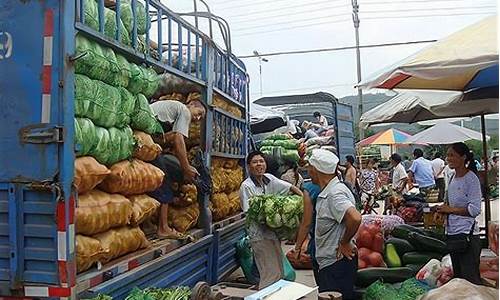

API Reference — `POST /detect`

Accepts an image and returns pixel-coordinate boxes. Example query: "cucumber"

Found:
[402,252,443,265]
[384,244,402,267]
[385,237,415,256]
[356,267,416,288]
[407,232,447,254]
[391,224,426,240]
[405,263,426,274]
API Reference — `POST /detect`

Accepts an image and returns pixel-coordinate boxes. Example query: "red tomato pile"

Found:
[356,223,386,269]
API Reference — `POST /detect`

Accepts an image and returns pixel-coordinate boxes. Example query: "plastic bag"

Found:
[133,131,162,162]
[356,222,384,253]
[437,255,454,287]
[128,194,161,226]
[361,214,405,236]
[168,203,199,233]
[211,193,231,221]
[99,159,165,195]
[419,278,498,300]
[75,75,122,128]
[74,156,110,194]
[119,0,148,35]
[75,118,97,156]
[103,7,131,46]
[76,234,107,273]
[416,258,443,288]
[479,256,499,282]
[94,227,149,264]
[131,94,163,135]
[76,190,133,236]
[364,280,399,300]
[488,221,499,255]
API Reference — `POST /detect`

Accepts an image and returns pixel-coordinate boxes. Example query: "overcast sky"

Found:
[163,0,497,102]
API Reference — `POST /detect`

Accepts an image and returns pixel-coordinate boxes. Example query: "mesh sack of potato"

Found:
[171,184,198,208]
[227,191,241,215]
[188,146,201,162]
[76,190,133,235]
[128,194,161,226]
[225,167,244,193]
[99,159,164,195]
[187,92,201,103]
[213,95,229,111]
[94,227,149,264]
[168,203,200,233]
[74,157,111,194]
[133,131,162,162]
[159,93,186,102]
[186,121,202,148]
[222,158,239,169]
[211,193,231,221]
[76,234,108,273]
[211,166,226,193]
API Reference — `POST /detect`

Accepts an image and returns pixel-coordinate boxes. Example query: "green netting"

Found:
[127,63,160,97]
[92,126,112,164]
[104,7,131,46]
[75,118,98,156]
[119,0,148,35]
[75,74,123,128]
[116,87,136,126]
[131,94,162,135]
[75,35,132,88]
[82,0,99,31]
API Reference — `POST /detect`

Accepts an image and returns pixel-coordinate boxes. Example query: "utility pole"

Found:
[253,50,268,96]
[352,0,364,140]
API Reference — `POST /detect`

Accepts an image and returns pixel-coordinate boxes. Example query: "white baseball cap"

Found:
[308,149,339,174]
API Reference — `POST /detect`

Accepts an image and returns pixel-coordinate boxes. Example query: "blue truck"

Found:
[254,92,356,163]
[0,1,249,298]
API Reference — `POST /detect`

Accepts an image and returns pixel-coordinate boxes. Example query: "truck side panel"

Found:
[335,103,356,161]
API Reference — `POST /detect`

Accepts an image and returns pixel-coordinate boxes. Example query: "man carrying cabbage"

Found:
[307,149,361,299]
[240,150,303,289]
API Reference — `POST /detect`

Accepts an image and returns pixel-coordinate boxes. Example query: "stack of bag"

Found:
[74,17,164,273]
[210,158,243,221]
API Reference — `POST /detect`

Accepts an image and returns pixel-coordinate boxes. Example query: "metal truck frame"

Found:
[0,0,249,298]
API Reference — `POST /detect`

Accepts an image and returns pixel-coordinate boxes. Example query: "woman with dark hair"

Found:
[436,142,482,284]
[280,158,304,189]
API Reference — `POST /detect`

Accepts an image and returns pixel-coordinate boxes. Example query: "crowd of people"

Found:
[238,139,490,298]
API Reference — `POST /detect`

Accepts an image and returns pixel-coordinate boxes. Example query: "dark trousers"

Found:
[436,178,445,202]
[448,235,482,285]
[312,259,320,286]
[317,256,357,300]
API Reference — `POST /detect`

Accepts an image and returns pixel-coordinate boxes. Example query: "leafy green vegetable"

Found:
[247,194,303,240]
[124,287,191,300]
[83,294,113,300]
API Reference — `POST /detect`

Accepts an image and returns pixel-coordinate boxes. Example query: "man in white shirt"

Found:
[239,150,303,289]
[149,99,206,239]
[390,153,408,194]
[432,153,446,202]
[307,149,361,299]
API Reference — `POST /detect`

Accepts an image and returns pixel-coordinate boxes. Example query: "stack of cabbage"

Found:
[259,134,300,164]
[247,194,303,240]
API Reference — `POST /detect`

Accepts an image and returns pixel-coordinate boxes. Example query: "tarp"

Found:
[250,103,287,134]
[406,122,490,144]
[359,16,498,92]
[359,89,499,128]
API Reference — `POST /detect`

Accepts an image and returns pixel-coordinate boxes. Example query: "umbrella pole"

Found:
[481,114,490,240]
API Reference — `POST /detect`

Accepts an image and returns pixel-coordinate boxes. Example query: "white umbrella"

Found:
[406,122,490,144]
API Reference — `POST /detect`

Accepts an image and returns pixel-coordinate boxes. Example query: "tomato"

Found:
[372,233,384,253]
[365,223,381,236]
[357,230,373,249]
[367,251,384,267]
[358,259,367,269]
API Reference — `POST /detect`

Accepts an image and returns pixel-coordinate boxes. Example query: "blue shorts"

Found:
[147,154,184,204]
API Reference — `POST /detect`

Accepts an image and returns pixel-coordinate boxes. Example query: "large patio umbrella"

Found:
[406,122,490,144]
[358,128,413,146]
[359,16,498,92]
[359,16,498,234]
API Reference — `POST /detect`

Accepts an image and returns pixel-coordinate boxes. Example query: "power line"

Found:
[215,0,345,11]
[233,11,493,36]
[238,39,437,58]
[233,12,351,31]
[362,0,495,4]
[230,3,350,24]
[363,11,494,19]
[249,83,357,96]
[223,0,338,19]
[360,5,497,13]
[233,18,352,37]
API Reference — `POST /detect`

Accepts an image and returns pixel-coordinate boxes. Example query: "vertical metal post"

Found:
[258,58,263,97]
[481,114,491,240]
[352,0,364,140]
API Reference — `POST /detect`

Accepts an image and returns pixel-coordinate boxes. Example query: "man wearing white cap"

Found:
[307,149,361,299]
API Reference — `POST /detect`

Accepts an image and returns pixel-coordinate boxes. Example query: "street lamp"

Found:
[253,50,268,96]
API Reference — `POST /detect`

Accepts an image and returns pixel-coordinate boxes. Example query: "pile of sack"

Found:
[210,158,243,221]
